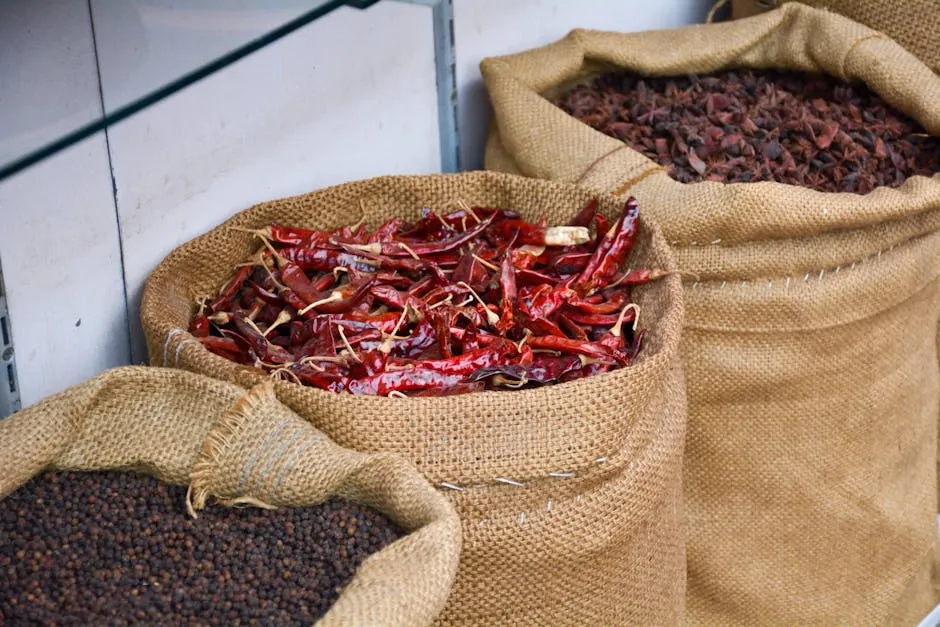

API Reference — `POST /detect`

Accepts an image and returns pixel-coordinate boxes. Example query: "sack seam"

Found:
[683,272,940,333]
[683,238,904,290]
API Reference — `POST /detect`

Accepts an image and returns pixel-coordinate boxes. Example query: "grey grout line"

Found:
[87,0,134,367]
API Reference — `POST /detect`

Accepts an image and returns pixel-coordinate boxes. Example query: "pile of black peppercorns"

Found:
[0,471,404,625]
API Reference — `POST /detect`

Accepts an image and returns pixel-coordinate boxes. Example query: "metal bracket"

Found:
[395,0,460,172]
[0,259,21,418]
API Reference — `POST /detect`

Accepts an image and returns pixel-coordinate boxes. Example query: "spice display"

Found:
[0,471,403,625]
[191,199,660,396]
[555,69,940,193]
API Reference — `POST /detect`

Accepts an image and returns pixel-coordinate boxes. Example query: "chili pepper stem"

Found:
[299,356,343,370]
[516,329,533,352]
[543,226,591,246]
[339,242,383,255]
[471,254,500,272]
[428,296,453,310]
[457,281,500,326]
[492,374,528,388]
[379,306,411,354]
[253,232,290,268]
[336,325,362,363]
[207,312,232,326]
[270,366,303,385]
[397,241,421,261]
[434,211,454,232]
[298,292,344,316]
[263,309,292,337]
[228,225,272,236]
[456,199,481,224]
[611,303,641,337]
[260,260,287,292]
[515,244,545,258]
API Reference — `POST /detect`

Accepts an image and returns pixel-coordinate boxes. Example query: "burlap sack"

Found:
[732,1,940,74]
[481,5,940,625]
[140,171,687,625]
[0,367,461,627]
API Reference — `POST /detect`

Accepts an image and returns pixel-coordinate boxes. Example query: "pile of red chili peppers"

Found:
[189,197,661,397]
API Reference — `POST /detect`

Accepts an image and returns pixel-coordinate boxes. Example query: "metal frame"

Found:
[0,259,21,418]
[396,0,460,172]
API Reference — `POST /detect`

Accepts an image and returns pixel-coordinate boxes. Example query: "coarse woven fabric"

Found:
[480,5,940,625]
[0,367,461,627]
[140,171,688,625]
[733,0,940,74]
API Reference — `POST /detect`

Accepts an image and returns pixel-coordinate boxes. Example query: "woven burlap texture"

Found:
[733,1,940,73]
[481,5,940,625]
[0,367,461,627]
[141,171,688,625]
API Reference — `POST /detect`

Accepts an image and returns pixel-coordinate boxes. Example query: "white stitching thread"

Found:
[174,339,198,367]
[271,435,315,500]
[256,428,302,496]
[683,244,900,291]
[238,420,290,492]
[162,329,185,367]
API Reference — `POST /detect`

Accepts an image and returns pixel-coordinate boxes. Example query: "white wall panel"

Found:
[0,1,129,407]
[94,2,441,362]
[453,0,711,170]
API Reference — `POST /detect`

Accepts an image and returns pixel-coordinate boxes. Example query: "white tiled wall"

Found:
[95,1,441,362]
[1,0,710,406]
[453,0,712,170]
[0,1,129,406]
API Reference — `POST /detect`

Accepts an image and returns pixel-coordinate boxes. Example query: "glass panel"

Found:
[0,1,376,181]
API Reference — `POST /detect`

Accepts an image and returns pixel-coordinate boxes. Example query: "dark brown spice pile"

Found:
[0,471,403,625]
[554,69,940,193]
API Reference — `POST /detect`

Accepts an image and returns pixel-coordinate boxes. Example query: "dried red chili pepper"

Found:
[280,247,378,273]
[567,198,598,228]
[208,265,253,313]
[189,304,210,338]
[192,197,649,396]
[345,370,469,396]
[489,219,591,247]
[527,336,619,362]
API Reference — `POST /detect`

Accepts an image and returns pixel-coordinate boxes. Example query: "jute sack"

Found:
[731,0,940,74]
[141,171,688,625]
[481,5,940,625]
[0,367,461,627]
